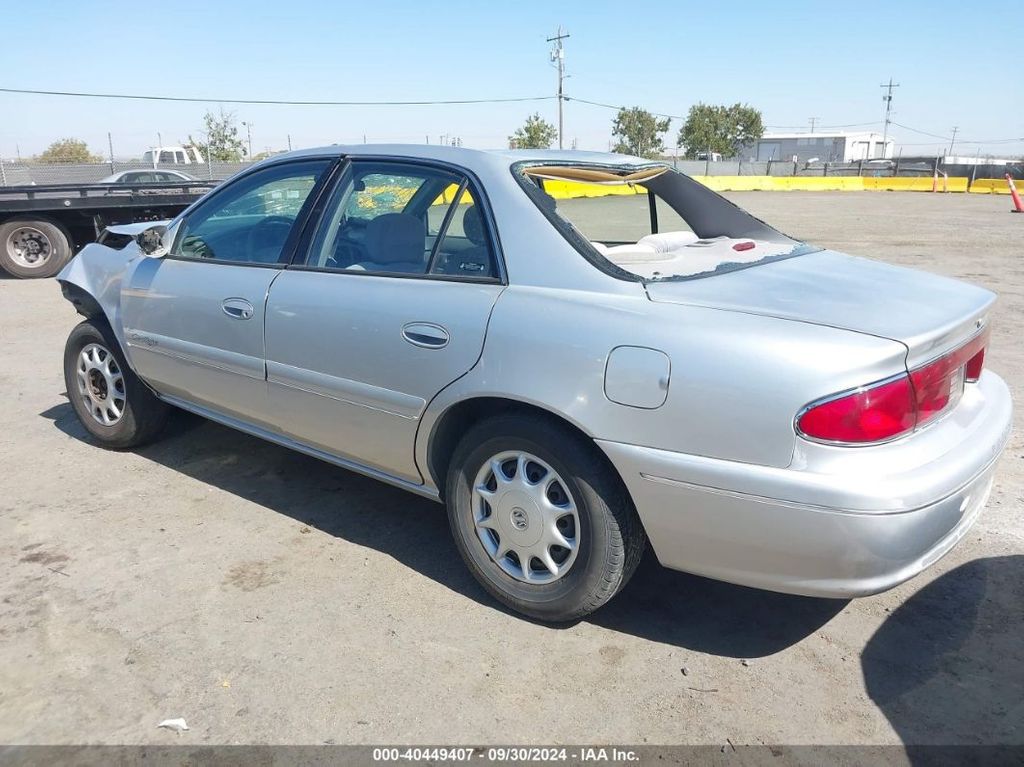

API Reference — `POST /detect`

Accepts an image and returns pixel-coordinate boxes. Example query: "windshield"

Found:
[514,162,818,282]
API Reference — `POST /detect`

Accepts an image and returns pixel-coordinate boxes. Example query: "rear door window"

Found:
[305,161,496,279]
[427,186,495,278]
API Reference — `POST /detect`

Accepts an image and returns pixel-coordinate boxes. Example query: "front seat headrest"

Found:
[364,213,425,264]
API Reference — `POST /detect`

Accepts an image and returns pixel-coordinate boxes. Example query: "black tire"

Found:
[446,413,646,622]
[63,318,169,449]
[0,217,74,278]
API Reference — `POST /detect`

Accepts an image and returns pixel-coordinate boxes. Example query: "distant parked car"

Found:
[57,145,1012,622]
[98,170,195,185]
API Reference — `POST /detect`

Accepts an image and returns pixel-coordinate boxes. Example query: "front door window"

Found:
[173,160,330,264]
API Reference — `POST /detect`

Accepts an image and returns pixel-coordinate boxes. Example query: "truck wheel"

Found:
[0,218,74,278]
[445,413,646,622]
[63,318,169,448]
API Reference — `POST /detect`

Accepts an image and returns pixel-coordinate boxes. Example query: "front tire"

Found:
[446,414,645,622]
[63,319,169,448]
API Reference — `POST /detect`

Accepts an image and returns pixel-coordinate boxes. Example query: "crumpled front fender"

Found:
[56,241,142,354]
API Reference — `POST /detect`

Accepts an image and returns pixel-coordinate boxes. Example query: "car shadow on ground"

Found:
[44,403,844,656]
[862,554,1024,751]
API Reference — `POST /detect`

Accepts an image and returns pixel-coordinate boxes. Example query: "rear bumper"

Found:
[598,372,1012,598]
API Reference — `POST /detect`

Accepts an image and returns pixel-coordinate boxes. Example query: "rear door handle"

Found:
[222,298,255,320]
[402,322,450,349]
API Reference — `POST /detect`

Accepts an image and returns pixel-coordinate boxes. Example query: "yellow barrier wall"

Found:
[968,178,1014,194]
[770,176,866,192]
[540,175,987,198]
[541,179,645,198]
[862,177,969,192]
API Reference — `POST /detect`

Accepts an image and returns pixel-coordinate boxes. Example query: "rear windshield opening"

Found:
[515,163,814,282]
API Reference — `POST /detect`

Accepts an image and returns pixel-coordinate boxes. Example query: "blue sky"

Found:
[1,0,1020,159]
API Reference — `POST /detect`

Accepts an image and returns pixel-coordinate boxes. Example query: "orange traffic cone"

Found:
[1007,174,1024,213]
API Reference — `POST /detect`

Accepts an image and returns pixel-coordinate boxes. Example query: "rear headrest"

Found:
[462,205,485,245]
[365,213,425,264]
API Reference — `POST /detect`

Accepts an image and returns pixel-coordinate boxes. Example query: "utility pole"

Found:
[808,117,819,133]
[287,134,293,151]
[879,78,899,150]
[547,27,570,150]
[948,126,958,157]
[242,121,253,158]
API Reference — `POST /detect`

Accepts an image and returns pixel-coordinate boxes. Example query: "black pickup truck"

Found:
[0,180,217,278]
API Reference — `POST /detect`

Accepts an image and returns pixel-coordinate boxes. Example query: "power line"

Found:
[0,86,555,107]
[570,98,880,131]
[4,84,1020,148]
[567,96,685,120]
[892,136,1023,146]
[890,121,950,140]
[765,121,879,130]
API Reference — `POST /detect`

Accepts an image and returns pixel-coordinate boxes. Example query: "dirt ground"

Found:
[0,192,1021,748]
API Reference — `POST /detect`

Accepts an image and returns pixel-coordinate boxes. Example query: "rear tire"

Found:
[63,318,169,448]
[446,413,645,622]
[0,218,74,278]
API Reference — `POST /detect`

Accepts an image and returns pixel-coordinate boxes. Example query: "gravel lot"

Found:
[0,191,1021,748]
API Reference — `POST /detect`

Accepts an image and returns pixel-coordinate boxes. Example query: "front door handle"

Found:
[401,322,450,349]
[222,298,255,320]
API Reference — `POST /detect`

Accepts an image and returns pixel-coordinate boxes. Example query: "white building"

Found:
[748,132,895,163]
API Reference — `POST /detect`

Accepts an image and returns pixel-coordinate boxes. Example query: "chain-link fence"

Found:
[663,158,943,177]
[0,159,254,187]
[0,157,919,187]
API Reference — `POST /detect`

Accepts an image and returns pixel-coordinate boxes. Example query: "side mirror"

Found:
[137,225,169,258]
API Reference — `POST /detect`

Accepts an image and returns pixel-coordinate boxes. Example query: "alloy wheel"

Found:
[76,343,126,426]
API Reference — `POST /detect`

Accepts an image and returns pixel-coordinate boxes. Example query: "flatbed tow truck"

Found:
[0,180,217,278]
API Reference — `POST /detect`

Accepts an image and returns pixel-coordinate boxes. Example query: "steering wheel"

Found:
[245,215,294,262]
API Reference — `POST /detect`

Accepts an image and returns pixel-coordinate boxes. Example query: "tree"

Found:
[677,103,764,159]
[36,138,101,164]
[187,108,246,162]
[611,107,671,159]
[509,113,558,149]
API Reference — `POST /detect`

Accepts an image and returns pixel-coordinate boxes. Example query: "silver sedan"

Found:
[97,169,195,184]
[57,145,1013,621]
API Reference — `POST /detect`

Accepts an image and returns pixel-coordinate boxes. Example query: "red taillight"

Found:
[797,327,989,445]
[797,375,916,443]
[965,348,985,382]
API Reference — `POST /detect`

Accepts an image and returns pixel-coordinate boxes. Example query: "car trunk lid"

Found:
[644,249,995,368]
